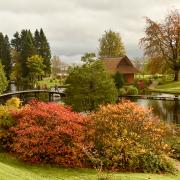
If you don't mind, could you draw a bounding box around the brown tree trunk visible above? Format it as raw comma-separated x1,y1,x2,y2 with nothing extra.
174,70,179,81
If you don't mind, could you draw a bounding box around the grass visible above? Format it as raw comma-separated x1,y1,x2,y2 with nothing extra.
37,77,66,89
0,153,180,180
149,81,180,94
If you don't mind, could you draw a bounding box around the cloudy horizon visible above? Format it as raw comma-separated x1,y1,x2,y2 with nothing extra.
0,0,179,64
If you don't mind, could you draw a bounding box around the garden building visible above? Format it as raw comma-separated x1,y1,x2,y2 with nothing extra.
102,56,139,83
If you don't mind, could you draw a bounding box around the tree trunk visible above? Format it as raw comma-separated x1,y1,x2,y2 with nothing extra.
174,70,179,81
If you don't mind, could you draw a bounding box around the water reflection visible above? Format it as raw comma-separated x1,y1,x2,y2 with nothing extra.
136,96,180,125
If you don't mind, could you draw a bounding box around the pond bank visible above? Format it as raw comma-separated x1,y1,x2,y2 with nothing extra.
148,81,180,94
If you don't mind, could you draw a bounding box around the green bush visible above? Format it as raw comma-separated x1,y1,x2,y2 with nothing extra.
118,88,126,96
137,153,175,173
126,86,138,95
168,128,180,161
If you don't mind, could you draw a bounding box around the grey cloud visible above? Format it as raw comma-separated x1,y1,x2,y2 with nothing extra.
0,0,179,64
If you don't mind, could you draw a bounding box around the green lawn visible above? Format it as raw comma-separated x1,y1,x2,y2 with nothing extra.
37,77,67,89
149,81,180,94
0,153,179,180
37,78,60,89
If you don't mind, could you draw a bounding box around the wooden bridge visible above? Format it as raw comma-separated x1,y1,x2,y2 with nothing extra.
0,90,65,104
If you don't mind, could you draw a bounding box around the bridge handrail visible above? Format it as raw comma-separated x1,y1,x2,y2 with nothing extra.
119,95,180,101
0,90,65,98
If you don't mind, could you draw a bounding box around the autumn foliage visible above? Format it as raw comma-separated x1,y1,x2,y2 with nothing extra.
91,100,175,172
9,100,93,167
0,99,177,173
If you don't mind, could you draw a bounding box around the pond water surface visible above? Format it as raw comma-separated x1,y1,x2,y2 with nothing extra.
132,93,180,125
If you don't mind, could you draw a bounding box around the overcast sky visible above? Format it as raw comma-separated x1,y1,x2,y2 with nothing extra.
0,0,179,64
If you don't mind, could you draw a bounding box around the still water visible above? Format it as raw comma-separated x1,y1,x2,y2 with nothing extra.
133,93,180,125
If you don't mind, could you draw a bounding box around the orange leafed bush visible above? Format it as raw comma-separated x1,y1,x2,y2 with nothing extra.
91,100,175,172
9,100,93,167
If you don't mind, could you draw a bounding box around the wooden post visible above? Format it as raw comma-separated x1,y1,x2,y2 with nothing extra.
51,93,54,101
49,92,53,102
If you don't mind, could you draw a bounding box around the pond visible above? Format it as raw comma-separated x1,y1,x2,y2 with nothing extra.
130,93,180,125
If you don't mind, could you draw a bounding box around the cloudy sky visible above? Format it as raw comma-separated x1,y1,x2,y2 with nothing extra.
0,0,179,64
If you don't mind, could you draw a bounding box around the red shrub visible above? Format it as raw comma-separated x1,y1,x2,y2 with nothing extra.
10,100,93,167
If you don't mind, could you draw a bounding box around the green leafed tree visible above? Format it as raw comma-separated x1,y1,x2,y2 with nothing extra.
0,62,8,94
81,52,96,64
64,55,118,112
0,33,11,79
99,30,126,58
26,55,45,87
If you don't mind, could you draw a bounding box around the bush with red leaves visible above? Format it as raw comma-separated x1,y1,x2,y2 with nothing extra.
10,100,93,167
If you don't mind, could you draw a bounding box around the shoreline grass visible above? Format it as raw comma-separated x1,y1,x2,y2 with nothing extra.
148,81,180,94
0,153,180,180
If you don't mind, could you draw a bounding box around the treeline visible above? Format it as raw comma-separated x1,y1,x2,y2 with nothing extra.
0,29,51,84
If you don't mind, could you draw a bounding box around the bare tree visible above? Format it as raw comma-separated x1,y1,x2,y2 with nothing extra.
51,56,61,77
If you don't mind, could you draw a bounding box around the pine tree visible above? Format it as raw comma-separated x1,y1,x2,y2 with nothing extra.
38,28,51,76
0,33,11,79
34,29,40,54
20,30,36,77
11,32,21,51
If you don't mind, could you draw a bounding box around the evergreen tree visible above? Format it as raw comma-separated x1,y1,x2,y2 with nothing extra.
20,30,36,77
11,29,51,84
0,33,11,79
11,32,21,51
0,62,8,94
99,30,125,58
34,29,40,54
113,72,124,89
38,28,51,75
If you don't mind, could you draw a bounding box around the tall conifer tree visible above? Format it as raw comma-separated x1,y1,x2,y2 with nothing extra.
38,28,51,75
20,30,36,77
11,32,21,51
0,33,11,79
34,29,40,54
